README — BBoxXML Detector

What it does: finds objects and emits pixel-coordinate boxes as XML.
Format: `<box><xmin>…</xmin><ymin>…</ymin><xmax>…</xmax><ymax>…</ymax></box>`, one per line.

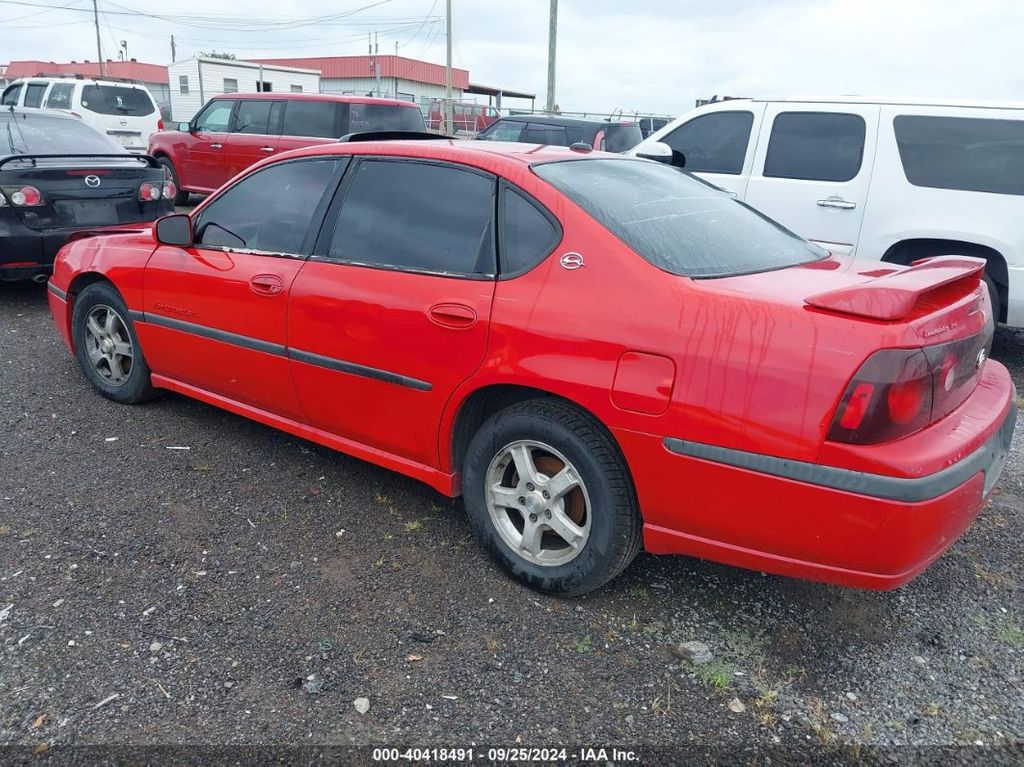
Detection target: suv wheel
<box><xmin>156</xmin><ymin>156</ymin><xmax>190</xmax><ymax>206</ymax></box>
<box><xmin>463</xmin><ymin>399</ymin><xmax>642</xmax><ymax>595</ymax></box>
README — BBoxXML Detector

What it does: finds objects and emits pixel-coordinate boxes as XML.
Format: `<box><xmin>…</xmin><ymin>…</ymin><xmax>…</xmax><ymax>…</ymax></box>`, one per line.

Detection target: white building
<box><xmin>167</xmin><ymin>57</ymin><xmax>320</xmax><ymax>122</ymax></box>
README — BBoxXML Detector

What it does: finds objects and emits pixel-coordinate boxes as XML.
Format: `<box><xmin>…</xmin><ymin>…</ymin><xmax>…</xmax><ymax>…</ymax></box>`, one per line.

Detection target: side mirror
<box><xmin>635</xmin><ymin>141</ymin><xmax>676</xmax><ymax>165</ymax></box>
<box><xmin>155</xmin><ymin>213</ymin><xmax>193</xmax><ymax>247</ymax></box>
<box><xmin>176</xmin><ymin>121</ymin><xmax>191</xmax><ymax>132</ymax></box>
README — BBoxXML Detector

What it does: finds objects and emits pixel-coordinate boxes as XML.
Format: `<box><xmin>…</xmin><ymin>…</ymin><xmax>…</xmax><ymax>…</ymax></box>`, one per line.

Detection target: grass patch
<box><xmin>695</xmin><ymin>661</ymin><xmax>735</xmax><ymax>690</ymax></box>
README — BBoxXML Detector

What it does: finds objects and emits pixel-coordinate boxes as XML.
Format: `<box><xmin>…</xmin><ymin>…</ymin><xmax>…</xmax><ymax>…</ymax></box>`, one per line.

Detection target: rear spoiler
<box><xmin>0</xmin><ymin>153</ymin><xmax>161</xmax><ymax>170</ymax></box>
<box><xmin>804</xmin><ymin>256</ymin><xmax>986</xmax><ymax>321</ymax></box>
<box><xmin>63</xmin><ymin>226</ymin><xmax>151</xmax><ymax>246</ymax></box>
<box><xmin>337</xmin><ymin>131</ymin><xmax>448</xmax><ymax>143</ymax></box>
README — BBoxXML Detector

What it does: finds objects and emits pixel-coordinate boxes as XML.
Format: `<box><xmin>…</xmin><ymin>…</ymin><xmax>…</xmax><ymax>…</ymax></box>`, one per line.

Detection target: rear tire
<box><xmin>462</xmin><ymin>399</ymin><xmax>642</xmax><ymax>596</ymax></box>
<box><xmin>983</xmin><ymin>274</ymin><xmax>1002</xmax><ymax>326</ymax></box>
<box><xmin>156</xmin><ymin>156</ymin><xmax>190</xmax><ymax>206</ymax></box>
<box><xmin>71</xmin><ymin>282</ymin><xmax>155</xmax><ymax>404</ymax></box>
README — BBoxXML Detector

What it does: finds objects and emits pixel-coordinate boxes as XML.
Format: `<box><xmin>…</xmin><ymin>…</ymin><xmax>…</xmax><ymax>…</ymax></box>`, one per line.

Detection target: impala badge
<box><xmin>560</xmin><ymin>252</ymin><xmax>585</xmax><ymax>270</ymax></box>
<box><xmin>84</xmin><ymin>175</ymin><xmax>101</xmax><ymax>188</ymax></box>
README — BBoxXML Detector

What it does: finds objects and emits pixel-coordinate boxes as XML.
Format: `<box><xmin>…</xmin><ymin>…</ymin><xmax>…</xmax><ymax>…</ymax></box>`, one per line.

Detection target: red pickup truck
<box><xmin>149</xmin><ymin>93</ymin><xmax>426</xmax><ymax>204</ymax></box>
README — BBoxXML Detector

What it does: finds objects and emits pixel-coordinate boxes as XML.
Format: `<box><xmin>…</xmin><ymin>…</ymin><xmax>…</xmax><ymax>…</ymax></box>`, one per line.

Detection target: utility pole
<box><xmin>374</xmin><ymin>31</ymin><xmax>381</xmax><ymax>97</ymax></box>
<box><xmin>546</xmin><ymin>0</ymin><xmax>558</xmax><ymax>113</ymax></box>
<box><xmin>170</xmin><ymin>34</ymin><xmax>176</xmax><ymax>63</ymax></box>
<box><xmin>92</xmin><ymin>0</ymin><xmax>105</xmax><ymax>78</ymax></box>
<box><xmin>444</xmin><ymin>0</ymin><xmax>453</xmax><ymax>134</ymax></box>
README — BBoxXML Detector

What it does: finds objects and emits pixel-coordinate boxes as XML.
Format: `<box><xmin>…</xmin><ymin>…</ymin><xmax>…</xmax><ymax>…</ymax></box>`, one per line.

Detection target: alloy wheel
<box><xmin>83</xmin><ymin>304</ymin><xmax>134</xmax><ymax>387</ymax></box>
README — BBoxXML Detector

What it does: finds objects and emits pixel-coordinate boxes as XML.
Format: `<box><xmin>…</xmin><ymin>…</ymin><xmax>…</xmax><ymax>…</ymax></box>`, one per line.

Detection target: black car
<box><xmin>1</xmin><ymin>108</ymin><xmax>173</xmax><ymax>283</ymax></box>
<box><xmin>474</xmin><ymin>114</ymin><xmax>643</xmax><ymax>153</ymax></box>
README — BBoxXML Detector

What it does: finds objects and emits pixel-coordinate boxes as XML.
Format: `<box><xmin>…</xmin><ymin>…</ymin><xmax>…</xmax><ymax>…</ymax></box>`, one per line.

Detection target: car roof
<box><xmin>496</xmin><ymin>114</ymin><xmax>639</xmax><ymax>128</ymax></box>
<box><xmin>718</xmin><ymin>95</ymin><xmax>1024</xmax><ymax>110</ymax></box>
<box><xmin>7</xmin><ymin>77</ymin><xmax>148</xmax><ymax>89</ymax></box>
<box><xmin>212</xmin><ymin>92</ymin><xmax>418</xmax><ymax>107</ymax></box>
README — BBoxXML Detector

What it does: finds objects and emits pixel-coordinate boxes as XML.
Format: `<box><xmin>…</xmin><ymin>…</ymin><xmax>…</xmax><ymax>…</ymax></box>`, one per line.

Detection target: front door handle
<box><xmin>817</xmin><ymin>196</ymin><xmax>857</xmax><ymax>210</ymax></box>
<box><xmin>428</xmin><ymin>303</ymin><xmax>477</xmax><ymax>329</ymax></box>
<box><xmin>260</xmin><ymin>146</ymin><xmax>275</xmax><ymax>153</ymax></box>
<box><xmin>250</xmin><ymin>274</ymin><xmax>284</xmax><ymax>296</ymax></box>
<box><xmin>210</xmin><ymin>143</ymin><xmax>223</xmax><ymax>150</ymax></box>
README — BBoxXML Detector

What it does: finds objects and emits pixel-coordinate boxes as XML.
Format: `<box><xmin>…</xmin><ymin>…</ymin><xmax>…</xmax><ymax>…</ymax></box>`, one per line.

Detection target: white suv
<box><xmin>631</xmin><ymin>97</ymin><xmax>1024</xmax><ymax>326</ymax></box>
<box><xmin>1</xmin><ymin>77</ymin><xmax>161</xmax><ymax>154</ymax></box>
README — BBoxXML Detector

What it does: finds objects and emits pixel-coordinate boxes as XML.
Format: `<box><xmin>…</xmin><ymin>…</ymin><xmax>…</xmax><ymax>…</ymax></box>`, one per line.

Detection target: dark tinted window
<box><xmin>45</xmin><ymin>83</ymin><xmax>74</xmax><ymax>109</ymax></box>
<box><xmin>534</xmin><ymin>159</ymin><xmax>825</xmax><ymax>278</ymax></box>
<box><xmin>327</xmin><ymin>160</ymin><xmax>495</xmax><ymax>275</ymax></box>
<box><xmin>196</xmin><ymin>159</ymin><xmax>344</xmax><ymax>254</ymax></box>
<box><xmin>24</xmin><ymin>83</ymin><xmax>47</xmax><ymax>108</ymax></box>
<box><xmin>282</xmin><ymin>100</ymin><xmax>338</xmax><ymax>138</ymax></box>
<box><xmin>1</xmin><ymin>113</ymin><xmax>120</xmax><ymax>154</ymax></box>
<box><xmin>80</xmin><ymin>85</ymin><xmax>154</xmax><ymax>117</ymax></box>
<box><xmin>764</xmin><ymin>112</ymin><xmax>865</xmax><ymax>182</ymax></box>
<box><xmin>1</xmin><ymin>84</ymin><xmax>22</xmax><ymax>106</ymax></box>
<box><xmin>603</xmin><ymin>124</ymin><xmax>643</xmax><ymax>153</ymax></box>
<box><xmin>344</xmin><ymin>103</ymin><xmax>426</xmax><ymax>133</ymax></box>
<box><xmin>522</xmin><ymin>123</ymin><xmax>568</xmax><ymax>146</ymax></box>
<box><xmin>232</xmin><ymin>100</ymin><xmax>272</xmax><ymax>134</ymax></box>
<box><xmin>477</xmin><ymin>120</ymin><xmax>525</xmax><ymax>142</ymax></box>
<box><xmin>194</xmin><ymin>100</ymin><xmax>233</xmax><ymax>132</ymax></box>
<box><xmin>663</xmin><ymin>111</ymin><xmax>754</xmax><ymax>174</ymax></box>
<box><xmin>894</xmin><ymin>115</ymin><xmax>1024</xmax><ymax>196</ymax></box>
<box><xmin>500</xmin><ymin>187</ymin><xmax>560</xmax><ymax>275</ymax></box>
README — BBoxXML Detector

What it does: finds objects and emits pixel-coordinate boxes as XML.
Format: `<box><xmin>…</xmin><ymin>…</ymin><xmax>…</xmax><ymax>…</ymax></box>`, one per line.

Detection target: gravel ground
<box><xmin>1</xmin><ymin>279</ymin><xmax>1022</xmax><ymax>761</ymax></box>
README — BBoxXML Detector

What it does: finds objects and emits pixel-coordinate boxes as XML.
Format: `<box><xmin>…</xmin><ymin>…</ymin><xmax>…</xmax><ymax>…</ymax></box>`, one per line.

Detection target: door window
<box><xmin>499</xmin><ymin>186</ymin><xmax>560</xmax><ymax>276</ymax></box>
<box><xmin>282</xmin><ymin>100</ymin><xmax>339</xmax><ymax>138</ymax></box>
<box><xmin>194</xmin><ymin>100</ymin><xmax>233</xmax><ymax>132</ymax></box>
<box><xmin>478</xmin><ymin>120</ymin><xmax>525</xmax><ymax>142</ymax></box>
<box><xmin>45</xmin><ymin>83</ymin><xmax>74</xmax><ymax>109</ymax></box>
<box><xmin>662</xmin><ymin>111</ymin><xmax>754</xmax><ymax>174</ymax></box>
<box><xmin>763</xmin><ymin>112</ymin><xmax>866</xmax><ymax>182</ymax></box>
<box><xmin>522</xmin><ymin>123</ymin><xmax>569</xmax><ymax>146</ymax></box>
<box><xmin>1</xmin><ymin>84</ymin><xmax>22</xmax><ymax>106</ymax></box>
<box><xmin>195</xmin><ymin>158</ymin><xmax>345</xmax><ymax>254</ymax></box>
<box><xmin>326</xmin><ymin>160</ymin><xmax>496</xmax><ymax>276</ymax></box>
<box><xmin>24</xmin><ymin>83</ymin><xmax>48</xmax><ymax>108</ymax></box>
<box><xmin>893</xmin><ymin>115</ymin><xmax>1024</xmax><ymax>196</ymax></box>
<box><xmin>232</xmin><ymin>100</ymin><xmax>273</xmax><ymax>134</ymax></box>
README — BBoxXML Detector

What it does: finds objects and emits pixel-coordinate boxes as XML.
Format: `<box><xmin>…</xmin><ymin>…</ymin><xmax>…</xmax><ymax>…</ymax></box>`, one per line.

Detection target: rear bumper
<box><xmin>619</xmin><ymin>361</ymin><xmax>1016</xmax><ymax>589</ymax></box>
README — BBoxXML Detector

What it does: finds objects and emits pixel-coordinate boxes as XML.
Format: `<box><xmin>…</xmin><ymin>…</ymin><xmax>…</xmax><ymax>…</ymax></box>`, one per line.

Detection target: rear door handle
<box><xmin>817</xmin><ymin>196</ymin><xmax>857</xmax><ymax>210</ymax></box>
<box><xmin>250</xmin><ymin>274</ymin><xmax>284</xmax><ymax>296</ymax></box>
<box><xmin>260</xmin><ymin>146</ymin><xmax>275</xmax><ymax>153</ymax></box>
<box><xmin>428</xmin><ymin>303</ymin><xmax>477</xmax><ymax>329</ymax></box>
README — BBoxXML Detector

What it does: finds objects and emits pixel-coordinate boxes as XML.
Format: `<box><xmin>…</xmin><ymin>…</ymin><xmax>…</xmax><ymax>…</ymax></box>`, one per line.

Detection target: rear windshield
<box><xmin>1</xmin><ymin>113</ymin><xmax>122</xmax><ymax>155</ymax></box>
<box><xmin>346</xmin><ymin>103</ymin><xmax>425</xmax><ymax>133</ymax></box>
<box><xmin>533</xmin><ymin>158</ymin><xmax>825</xmax><ymax>278</ymax></box>
<box><xmin>603</xmin><ymin>124</ymin><xmax>642</xmax><ymax>153</ymax></box>
<box><xmin>80</xmin><ymin>85</ymin><xmax>155</xmax><ymax>117</ymax></box>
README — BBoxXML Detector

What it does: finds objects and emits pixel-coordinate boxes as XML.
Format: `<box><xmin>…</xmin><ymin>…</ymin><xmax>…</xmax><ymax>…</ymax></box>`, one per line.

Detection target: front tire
<box><xmin>71</xmin><ymin>282</ymin><xmax>154</xmax><ymax>404</ymax></box>
<box><xmin>157</xmin><ymin>156</ymin><xmax>190</xmax><ymax>206</ymax></box>
<box><xmin>463</xmin><ymin>399</ymin><xmax>642</xmax><ymax>595</ymax></box>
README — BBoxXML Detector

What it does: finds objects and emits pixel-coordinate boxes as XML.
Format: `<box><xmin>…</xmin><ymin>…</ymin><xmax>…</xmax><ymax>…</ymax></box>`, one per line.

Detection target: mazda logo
<box><xmin>84</xmin><ymin>175</ymin><xmax>101</xmax><ymax>188</ymax></box>
<box><xmin>560</xmin><ymin>252</ymin><xmax>585</xmax><ymax>270</ymax></box>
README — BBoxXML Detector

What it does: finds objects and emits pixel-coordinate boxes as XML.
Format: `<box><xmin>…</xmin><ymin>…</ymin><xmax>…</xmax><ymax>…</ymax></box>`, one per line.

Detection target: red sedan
<box><xmin>46</xmin><ymin>139</ymin><xmax>1015</xmax><ymax>595</ymax></box>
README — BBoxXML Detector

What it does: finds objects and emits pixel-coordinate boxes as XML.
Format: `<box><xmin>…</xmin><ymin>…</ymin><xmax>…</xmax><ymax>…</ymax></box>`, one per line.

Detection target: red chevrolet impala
<box><xmin>46</xmin><ymin>138</ymin><xmax>1015</xmax><ymax>595</ymax></box>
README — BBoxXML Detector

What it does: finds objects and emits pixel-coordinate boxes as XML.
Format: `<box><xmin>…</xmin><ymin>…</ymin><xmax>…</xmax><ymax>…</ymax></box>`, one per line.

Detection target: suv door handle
<box><xmin>250</xmin><ymin>274</ymin><xmax>284</xmax><ymax>296</ymax></box>
<box><xmin>210</xmin><ymin>143</ymin><xmax>223</xmax><ymax>150</ymax></box>
<box><xmin>428</xmin><ymin>303</ymin><xmax>477</xmax><ymax>329</ymax></box>
<box><xmin>260</xmin><ymin>146</ymin><xmax>275</xmax><ymax>153</ymax></box>
<box><xmin>817</xmin><ymin>196</ymin><xmax>856</xmax><ymax>210</ymax></box>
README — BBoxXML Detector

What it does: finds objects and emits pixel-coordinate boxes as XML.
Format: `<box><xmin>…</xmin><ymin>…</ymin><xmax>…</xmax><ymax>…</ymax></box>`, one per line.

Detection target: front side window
<box><xmin>662</xmin><ymin>111</ymin><xmax>754</xmax><ymax>174</ymax></box>
<box><xmin>500</xmin><ymin>186</ymin><xmax>560</xmax><ymax>276</ymax></box>
<box><xmin>45</xmin><ymin>83</ymin><xmax>74</xmax><ymax>109</ymax></box>
<box><xmin>534</xmin><ymin>158</ymin><xmax>825</xmax><ymax>279</ymax></box>
<box><xmin>763</xmin><ymin>112</ymin><xmax>865</xmax><ymax>182</ymax></box>
<box><xmin>282</xmin><ymin>100</ymin><xmax>338</xmax><ymax>138</ymax></box>
<box><xmin>477</xmin><ymin>120</ymin><xmax>526</xmax><ymax>142</ymax></box>
<box><xmin>894</xmin><ymin>115</ymin><xmax>1024</xmax><ymax>196</ymax></box>
<box><xmin>194</xmin><ymin>100</ymin><xmax>233</xmax><ymax>132</ymax></box>
<box><xmin>232</xmin><ymin>100</ymin><xmax>272</xmax><ymax>134</ymax></box>
<box><xmin>1</xmin><ymin>84</ymin><xmax>22</xmax><ymax>106</ymax></box>
<box><xmin>80</xmin><ymin>85</ymin><xmax>155</xmax><ymax>116</ymax></box>
<box><xmin>223</xmin><ymin>78</ymin><xmax>238</xmax><ymax>94</ymax></box>
<box><xmin>24</xmin><ymin>83</ymin><xmax>47</xmax><ymax>108</ymax></box>
<box><xmin>195</xmin><ymin>158</ymin><xmax>345</xmax><ymax>254</ymax></box>
<box><xmin>326</xmin><ymin>160</ymin><xmax>496</xmax><ymax>276</ymax></box>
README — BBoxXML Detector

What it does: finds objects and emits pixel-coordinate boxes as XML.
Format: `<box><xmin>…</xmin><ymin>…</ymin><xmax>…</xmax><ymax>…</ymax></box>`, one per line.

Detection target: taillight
<box><xmin>139</xmin><ymin>182</ymin><xmax>162</xmax><ymax>201</ymax></box>
<box><xmin>3</xmin><ymin>186</ymin><xmax>44</xmax><ymax>206</ymax></box>
<box><xmin>161</xmin><ymin>180</ymin><xmax>177</xmax><ymax>200</ymax></box>
<box><xmin>158</xmin><ymin>119</ymin><xmax>165</xmax><ymax>131</ymax></box>
<box><xmin>829</xmin><ymin>329</ymin><xmax>993</xmax><ymax>444</ymax></box>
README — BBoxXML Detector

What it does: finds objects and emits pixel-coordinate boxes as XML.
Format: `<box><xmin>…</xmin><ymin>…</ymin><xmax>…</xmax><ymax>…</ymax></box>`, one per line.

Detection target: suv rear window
<box><xmin>603</xmin><ymin>124</ymin><xmax>642</xmax><ymax>153</ymax></box>
<box><xmin>80</xmin><ymin>85</ymin><xmax>155</xmax><ymax>117</ymax></box>
<box><xmin>345</xmin><ymin>103</ymin><xmax>425</xmax><ymax>133</ymax></box>
<box><xmin>894</xmin><ymin>115</ymin><xmax>1024</xmax><ymax>196</ymax></box>
<box><xmin>534</xmin><ymin>158</ymin><xmax>825</xmax><ymax>279</ymax></box>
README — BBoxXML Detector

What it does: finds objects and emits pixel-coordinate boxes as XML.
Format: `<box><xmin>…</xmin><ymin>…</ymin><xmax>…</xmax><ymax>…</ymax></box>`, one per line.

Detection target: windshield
<box><xmin>80</xmin><ymin>85</ymin><xmax>155</xmax><ymax>116</ymax></box>
<box><xmin>346</xmin><ymin>103</ymin><xmax>426</xmax><ymax>133</ymax></box>
<box><xmin>603</xmin><ymin>124</ymin><xmax>643</xmax><ymax>153</ymax></box>
<box><xmin>1</xmin><ymin>113</ymin><xmax>123</xmax><ymax>155</ymax></box>
<box><xmin>533</xmin><ymin>158</ymin><xmax>826</xmax><ymax>278</ymax></box>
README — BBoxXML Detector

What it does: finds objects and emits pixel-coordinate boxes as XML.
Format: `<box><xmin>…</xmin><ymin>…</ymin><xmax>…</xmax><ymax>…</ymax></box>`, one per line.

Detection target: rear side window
<box><xmin>662</xmin><ymin>111</ymin><xmax>754</xmax><ymax>174</ymax></box>
<box><xmin>24</xmin><ymin>83</ymin><xmax>48</xmax><ymax>108</ymax></box>
<box><xmin>45</xmin><ymin>83</ymin><xmax>75</xmax><ymax>109</ymax></box>
<box><xmin>500</xmin><ymin>187</ymin><xmax>561</xmax><ymax>276</ymax></box>
<box><xmin>534</xmin><ymin>158</ymin><xmax>825</xmax><ymax>279</ymax></box>
<box><xmin>327</xmin><ymin>160</ymin><xmax>495</xmax><ymax>275</ymax></box>
<box><xmin>282</xmin><ymin>100</ymin><xmax>338</xmax><ymax>138</ymax></box>
<box><xmin>764</xmin><ymin>112</ymin><xmax>865</xmax><ymax>182</ymax></box>
<box><xmin>894</xmin><ymin>115</ymin><xmax>1024</xmax><ymax>196</ymax></box>
<box><xmin>345</xmin><ymin>103</ymin><xmax>425</xmax><ymax>133</ymax></box>
<box><xmin>80</xmin><ymin>85</ymin><xmax>155</xmax><ymax>117</ymax></box>
<box><xmin>195</xmin><ymin>159</ymin><xmax>344</xmax><ymax>254</ymax></box>
<box><xmin>522</xmin><ymin>123</ymin><xmax>568</xmax><ymax>146</ymax></box>
<box><xmin>1</xmin><ymin>84</ymin><xmax>22</xmax><ymax>106</ymax></box>
<box><xmin>233</xmin><ymin>100</ymin><xmax>273</xmax><ymax>134</ymax></box>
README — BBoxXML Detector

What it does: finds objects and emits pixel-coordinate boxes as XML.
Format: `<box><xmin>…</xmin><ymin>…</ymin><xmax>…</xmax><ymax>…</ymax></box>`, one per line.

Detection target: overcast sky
<box><xmin>3</xmin><ymin>0</ymin><xmax>1023</xmax><ymax>115</ymax></box>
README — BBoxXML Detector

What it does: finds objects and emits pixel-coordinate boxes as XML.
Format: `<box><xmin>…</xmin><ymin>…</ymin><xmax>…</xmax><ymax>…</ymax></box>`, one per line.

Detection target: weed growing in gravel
<box><xmin>695</xmin><ymin>661</ymin><xmax>735</xmax><ymax>689</ymax></box>
<box><xmin>374</xmin><ymin>492</ymin><xmax>392</xmax><ymax>506</ymax></box>
<box><xmin>997</xmin><ymin>624</ymin><xmax>1024</xmax><ymax>647</ymax></box>
<box><xmin>485</xmin><ymin>638</ymin><xmax>500</xmax><ymax>654</ymax></box>
<box><xmin>574</xmin><ymin>636</ymin><xmax>593</xmax><ymax>653</ymax></box>
<box><xmin>404</xmin><ymin>520</ymin><xmax>423</xmax><ymax>533</ymax></box>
